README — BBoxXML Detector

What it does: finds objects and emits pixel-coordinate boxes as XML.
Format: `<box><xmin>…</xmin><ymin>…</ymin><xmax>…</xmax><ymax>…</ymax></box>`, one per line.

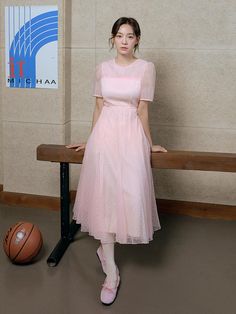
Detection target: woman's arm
<box><xmin>90</xmin><ymin>97</ymin><xmax>104</xmax><ymax>133</ymax></box>
<box><xmin>137</xmin><ymin>100</ymin><xmax>153</xmax><ymax>147</ymax></box>
<box><xmin>66</xmin><ymin>97</ymin><xmax>104</xmax><ymax>151</ymax></box>
<box><xmin>137</xmin><ymin>100</ymin><xmax>167</xmax><ymax>152</ymax></box>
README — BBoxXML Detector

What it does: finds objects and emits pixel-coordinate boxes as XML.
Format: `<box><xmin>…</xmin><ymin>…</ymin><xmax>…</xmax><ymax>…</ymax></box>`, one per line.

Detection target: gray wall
<box><xmin>0</xmin><ymin>0</ymin><xmax>236</xmax><ymax>205</ymax></box>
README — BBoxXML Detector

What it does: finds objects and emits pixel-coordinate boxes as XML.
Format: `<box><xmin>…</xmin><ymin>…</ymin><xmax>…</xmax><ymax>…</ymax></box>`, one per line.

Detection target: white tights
<box><xmin>100</xmin><ymin>233</ymin><xmax>117</xmax><ymax>282</ymax></box>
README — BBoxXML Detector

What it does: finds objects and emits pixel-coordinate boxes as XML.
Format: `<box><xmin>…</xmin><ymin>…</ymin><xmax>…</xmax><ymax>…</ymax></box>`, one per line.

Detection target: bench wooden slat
<box><xmin>37</xmin><ymin>144</ymin><xmax>236</xmax><ymax>172</ymax></box>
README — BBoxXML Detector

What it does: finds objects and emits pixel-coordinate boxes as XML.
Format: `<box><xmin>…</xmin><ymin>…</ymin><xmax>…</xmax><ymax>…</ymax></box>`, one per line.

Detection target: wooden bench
<box><xmin>37</xmin><ymin>144</ymin><xmax>236</xmax><ymax>266</ymax></box>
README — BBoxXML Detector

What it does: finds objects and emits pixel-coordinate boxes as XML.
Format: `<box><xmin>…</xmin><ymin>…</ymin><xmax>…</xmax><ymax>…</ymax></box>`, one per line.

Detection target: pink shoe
<box><xmin>100</xmin><ymin>266</ymin><xmax>121</xmax><ymax>305</ymax></box>
<box><xmin>96</xmin><ymin>245</ymin><xmax>106</xmax><ymax>275</ymax></box>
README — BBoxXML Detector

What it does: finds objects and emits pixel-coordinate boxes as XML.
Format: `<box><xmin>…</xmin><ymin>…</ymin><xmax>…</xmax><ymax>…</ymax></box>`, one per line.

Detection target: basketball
<box><xmin>3</xmin><ymin>221</ymin><xmax>43</xmax><ymax>264</ymax></box>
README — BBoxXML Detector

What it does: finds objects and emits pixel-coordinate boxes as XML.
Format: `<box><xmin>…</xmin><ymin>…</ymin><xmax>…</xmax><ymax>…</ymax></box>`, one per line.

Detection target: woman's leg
<box><xmin>100</xmin><ymin>233</ymin><xmax>117</xmax><ymax>286</ymax></box>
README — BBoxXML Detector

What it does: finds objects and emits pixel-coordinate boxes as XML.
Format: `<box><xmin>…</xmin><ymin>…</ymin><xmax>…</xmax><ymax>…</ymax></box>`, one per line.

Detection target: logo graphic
<box><xmin>5</xmin><ymin>6</ymin><xmax>58</xmax><ymax>88</ymax></box>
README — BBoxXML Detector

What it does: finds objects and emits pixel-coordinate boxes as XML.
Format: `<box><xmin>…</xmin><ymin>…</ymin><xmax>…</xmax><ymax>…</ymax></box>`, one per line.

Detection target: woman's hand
<box><xmin>151</xmin><ymin>145</ymin><xmax>168</xmax><ymax>153</ymax></box>
<box><xmin>66</xmin><ymin>143</ymin><xmax>86</xmax><ymax>152</ymax></box>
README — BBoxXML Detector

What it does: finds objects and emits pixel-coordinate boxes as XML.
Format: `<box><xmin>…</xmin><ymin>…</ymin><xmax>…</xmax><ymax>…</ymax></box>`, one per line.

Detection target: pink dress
<box><xmin>72</xmin><ymin>57</ymin><xmax>161</xmax><ymax>244</ymax></box>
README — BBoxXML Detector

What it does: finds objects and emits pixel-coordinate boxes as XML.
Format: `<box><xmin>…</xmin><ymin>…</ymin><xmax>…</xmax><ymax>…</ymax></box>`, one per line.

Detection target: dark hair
<box><xmin>109</xmin><ymin>17</ymin><xmax>141</xmax><ymax>53</ymax></box>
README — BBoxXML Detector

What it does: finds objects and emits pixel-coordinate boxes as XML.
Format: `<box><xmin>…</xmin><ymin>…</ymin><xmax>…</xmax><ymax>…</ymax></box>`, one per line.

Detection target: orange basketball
<box><xmin>3</xmin><ymin>221</ymin><xmax>43</xmax><ymax>264</ymax></box>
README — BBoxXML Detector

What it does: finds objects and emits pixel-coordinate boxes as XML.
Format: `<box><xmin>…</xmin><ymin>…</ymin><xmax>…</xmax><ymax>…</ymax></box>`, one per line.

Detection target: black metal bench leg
<box><xmin>47</xmin><ymin>162</ymin><xmax>81</xmax><ymax>267</ymax></box>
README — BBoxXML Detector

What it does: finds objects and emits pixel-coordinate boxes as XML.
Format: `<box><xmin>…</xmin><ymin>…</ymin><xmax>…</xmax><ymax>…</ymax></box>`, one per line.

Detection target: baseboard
<box><xmin>157</xmin><ymin>198</ymin><xmax>236</xmax><ymax>221</ymax></box>
<box><xmin>0</xmin><ymin>189</ymin><xmax>235</xmax><ymax>220</ymax></box>
<box><xmin>0</xmin><ymin>184</ymin><xmax>3</xmax><ymax>202</ymax></box>
<box><xmin>0</xmin><ymin>190</ymin><xmax>60</xmax><ymax>211</ymax></box>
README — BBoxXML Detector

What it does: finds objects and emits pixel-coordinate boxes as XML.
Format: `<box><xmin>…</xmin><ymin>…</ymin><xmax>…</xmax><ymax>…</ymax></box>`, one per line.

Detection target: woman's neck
<box><xmin>115</xmin><ymin>54</ymin><xmax>138</xmax><ymax>66</ymax></box>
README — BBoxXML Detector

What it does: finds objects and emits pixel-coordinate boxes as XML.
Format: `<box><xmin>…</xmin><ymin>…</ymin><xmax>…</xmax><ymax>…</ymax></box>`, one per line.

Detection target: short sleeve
<box><xmin>92</xmin><ymin>63</ymin><xmax>103</xmax><ymax>97</ymax></box>
<box><xmin>139</xmin><ymin>62</ymin><xmax>156</xmax><ymax>102</ymax></box>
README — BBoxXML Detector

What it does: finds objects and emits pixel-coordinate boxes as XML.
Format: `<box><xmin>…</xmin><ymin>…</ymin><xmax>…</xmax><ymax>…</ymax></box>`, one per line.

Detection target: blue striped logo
<box><xmin>5</xmin><ymin>6</ymin><xmax>58</xmax><ymax>88</ymax></box>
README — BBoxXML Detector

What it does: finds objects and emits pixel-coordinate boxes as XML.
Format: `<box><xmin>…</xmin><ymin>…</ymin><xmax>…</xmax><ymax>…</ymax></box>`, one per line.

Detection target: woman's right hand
<box><xmin>66</xmin><ymin>143</ymin><xmax>86</xmax><ymax>152</ymax></box>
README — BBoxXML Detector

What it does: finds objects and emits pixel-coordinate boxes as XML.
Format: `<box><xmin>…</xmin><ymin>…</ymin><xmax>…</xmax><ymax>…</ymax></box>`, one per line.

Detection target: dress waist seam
<box><xmin>103</xmin><ymin>104</ymin><xmax>137</xmax><ymax>110</ymax></box>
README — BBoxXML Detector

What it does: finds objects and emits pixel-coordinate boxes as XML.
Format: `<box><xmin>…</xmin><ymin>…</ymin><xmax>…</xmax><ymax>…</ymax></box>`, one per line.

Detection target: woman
<box><xmin>66</xmin><ymin>17</ymin><xmax>168</xmax><ymax>305</ymax></box>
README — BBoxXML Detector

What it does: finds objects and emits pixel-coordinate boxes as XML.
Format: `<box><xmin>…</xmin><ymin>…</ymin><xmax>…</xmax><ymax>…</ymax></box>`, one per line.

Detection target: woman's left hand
<box><xmin>151</xmin><ymin>145</ymin><xmax>168</xmax><ymax>153</ymax></box>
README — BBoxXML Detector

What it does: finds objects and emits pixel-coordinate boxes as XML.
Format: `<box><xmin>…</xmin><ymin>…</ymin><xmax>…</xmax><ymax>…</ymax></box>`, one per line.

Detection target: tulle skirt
<box><xmin>72</xmin><ymin>105</ymin><xmax>161</xmax><ymax>244</ymax></box>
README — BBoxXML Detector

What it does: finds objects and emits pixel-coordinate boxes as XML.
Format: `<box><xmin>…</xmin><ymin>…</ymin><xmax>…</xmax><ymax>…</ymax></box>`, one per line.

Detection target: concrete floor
<box><xmin>1</xmin><ymin>203</ymin><xmax>236</xmax><ymax>314</ymax></box>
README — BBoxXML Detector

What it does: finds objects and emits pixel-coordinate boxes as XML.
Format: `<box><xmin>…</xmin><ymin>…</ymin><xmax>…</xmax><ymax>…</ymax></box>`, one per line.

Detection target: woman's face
<box><xmin>113</xmin><ymin>24</ymin><xmax>139</xmax><ymax>56</ymax></box>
